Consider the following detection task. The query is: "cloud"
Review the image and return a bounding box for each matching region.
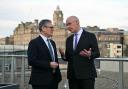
[0,20,18,37]
[0,0,128,37]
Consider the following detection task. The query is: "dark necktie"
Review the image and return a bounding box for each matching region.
[74,33,78,50]
[47,39,55,61]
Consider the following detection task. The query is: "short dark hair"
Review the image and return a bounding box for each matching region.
[39,19,51,32]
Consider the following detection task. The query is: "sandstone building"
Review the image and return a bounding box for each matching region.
[12,6,68,56]
[0,6,127,57]
[13,20,39,45]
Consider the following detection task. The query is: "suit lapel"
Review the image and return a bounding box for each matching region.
[70,35,74,53]
[38,36,52,58]
[38,36,48,49]
[75,30,86,52]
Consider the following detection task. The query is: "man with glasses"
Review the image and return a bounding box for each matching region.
[59,16,100,89]
[27,19,62,89]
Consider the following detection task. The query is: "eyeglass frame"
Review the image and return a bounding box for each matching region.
[44,26,54,29]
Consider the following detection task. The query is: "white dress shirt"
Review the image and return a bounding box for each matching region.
[40,34,55,61]
[73,28,83,50]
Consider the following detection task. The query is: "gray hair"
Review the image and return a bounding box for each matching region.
[39,19,51,32]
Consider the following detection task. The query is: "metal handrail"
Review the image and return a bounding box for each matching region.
[0,55,128,89]
[96,57,128,89]
[96,57,128,61]
[0,55,27,57]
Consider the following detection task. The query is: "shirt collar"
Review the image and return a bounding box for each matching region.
[40,34,48,42]
[75,27,83,35]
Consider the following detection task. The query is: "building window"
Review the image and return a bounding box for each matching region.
[117,46,121,48]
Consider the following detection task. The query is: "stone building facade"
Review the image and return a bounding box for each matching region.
[13,20,39,45]
[52,6,67,56]
[12,6,68,56]
[0,36,13,45]
[85,26,123,57]
[0,6,127,57]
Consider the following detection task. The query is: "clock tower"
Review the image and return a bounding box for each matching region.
[53,5,64,28]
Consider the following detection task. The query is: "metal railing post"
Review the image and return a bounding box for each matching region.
[118,61,124,89]
[20,56,25,89]
[1,56,5,83]
[10,55,15,83]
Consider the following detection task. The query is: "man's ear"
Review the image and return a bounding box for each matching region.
[76,20,79,25]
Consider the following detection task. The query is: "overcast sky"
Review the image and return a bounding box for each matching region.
[0,0,128,37]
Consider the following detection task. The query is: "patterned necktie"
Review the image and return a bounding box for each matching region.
[74,33,78,50]
[47,39,55,61]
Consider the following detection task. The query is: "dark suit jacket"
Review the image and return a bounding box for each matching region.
[64,29,100,79]
[27,36,62,85]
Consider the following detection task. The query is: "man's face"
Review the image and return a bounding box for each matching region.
[66,19,79,33]
[42,22,54,37]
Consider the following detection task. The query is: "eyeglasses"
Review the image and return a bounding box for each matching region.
[44,26,54,29]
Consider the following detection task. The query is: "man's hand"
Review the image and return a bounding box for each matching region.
[50,62,58,69]
[59,48,65,56]
[79,48,91,58]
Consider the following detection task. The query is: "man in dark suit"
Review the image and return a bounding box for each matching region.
[27,19,61,89]
[59,16,100,89]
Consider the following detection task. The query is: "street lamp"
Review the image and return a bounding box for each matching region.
[120,36,124,57]
[119,35,124,89]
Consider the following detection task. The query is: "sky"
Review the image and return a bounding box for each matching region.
[0,0,128,37]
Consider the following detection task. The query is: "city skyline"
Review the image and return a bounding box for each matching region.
[0,0,128,37]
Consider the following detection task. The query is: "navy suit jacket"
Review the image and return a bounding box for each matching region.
[27,36,62,85]
[64,29,100,79]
